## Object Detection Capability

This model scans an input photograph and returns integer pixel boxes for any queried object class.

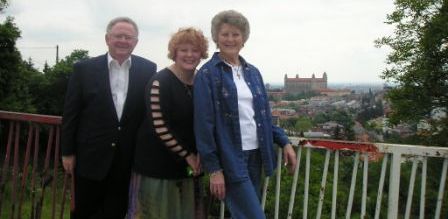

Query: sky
[2,0,395,84]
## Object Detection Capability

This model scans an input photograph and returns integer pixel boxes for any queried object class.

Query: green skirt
[127,173,203,219]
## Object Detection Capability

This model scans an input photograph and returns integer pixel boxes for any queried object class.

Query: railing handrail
[290,137,448,158]
[0,110,61,125]
[1,110,447,219]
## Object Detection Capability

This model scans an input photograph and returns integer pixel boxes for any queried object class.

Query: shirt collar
[210,52,249,69]
[107,53,132,69]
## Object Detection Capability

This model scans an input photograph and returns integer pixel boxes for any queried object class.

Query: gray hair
[106,17,139,36]
[211,10,250,44]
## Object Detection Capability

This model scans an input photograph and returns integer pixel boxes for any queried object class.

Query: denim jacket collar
[210,52,251,70]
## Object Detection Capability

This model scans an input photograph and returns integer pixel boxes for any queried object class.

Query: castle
[284,72,328,94]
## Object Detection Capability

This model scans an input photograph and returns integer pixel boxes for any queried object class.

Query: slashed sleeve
[147,78,191,158]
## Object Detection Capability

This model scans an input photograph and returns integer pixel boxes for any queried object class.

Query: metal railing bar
[261,177,269,210]
[303,147,311,219]
[419,157,427,219]
[60,174,69,219]
[374,153,388,219]
[331,150,339,219]
[388,152,402,218]
[375,143,448,158]
[51,126,61,219]
[0,122,14,217]
[219,201,225,219]
[11,122,21,219]
[274,147,282,219]
[30,126,40,219]
[404,158,418,219]
[18,124,34,217]
[289,137,448,158]
[345,152,359,219]
[0,110,61,125]
[287,146,302,219]
[361,153,368,218]
[434,158,448,219]
[316,149,330,219]
[2,110,448,219]
[35,126,55,218]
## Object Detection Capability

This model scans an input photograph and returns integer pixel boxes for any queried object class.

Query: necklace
[221,58,242,79]
[169,65,194,97]
[183,84,192,98]
[232,65,242,79]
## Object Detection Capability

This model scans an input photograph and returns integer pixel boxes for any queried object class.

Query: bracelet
[209,170,222,177]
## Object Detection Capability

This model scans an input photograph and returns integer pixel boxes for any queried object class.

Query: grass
[0,167,71,219]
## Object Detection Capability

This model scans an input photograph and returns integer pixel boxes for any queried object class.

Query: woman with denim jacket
[193,10,297,219]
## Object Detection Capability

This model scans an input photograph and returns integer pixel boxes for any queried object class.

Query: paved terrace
[0,110,447,219]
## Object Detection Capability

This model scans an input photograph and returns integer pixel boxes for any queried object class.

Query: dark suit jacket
[61,54,156,180]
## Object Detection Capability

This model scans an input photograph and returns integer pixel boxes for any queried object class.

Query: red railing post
[30,126,40,219]
[0,121,14,217]
[17,124,34,219]
[10,122,21,219]
[0,111,70,219]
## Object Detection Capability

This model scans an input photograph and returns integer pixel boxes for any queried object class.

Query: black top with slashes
[133,68,196,179]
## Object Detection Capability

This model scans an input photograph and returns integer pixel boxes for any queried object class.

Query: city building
[284,72,328,94]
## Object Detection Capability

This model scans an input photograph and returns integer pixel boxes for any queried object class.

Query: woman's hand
[209,170,225,200]
[185,154,202,176]
[283,144,297,174]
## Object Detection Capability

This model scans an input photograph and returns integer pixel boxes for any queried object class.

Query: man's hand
[62,155,76,175]
[283,144,297,174]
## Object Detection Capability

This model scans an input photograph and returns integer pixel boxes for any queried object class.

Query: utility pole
[56,45,59,64]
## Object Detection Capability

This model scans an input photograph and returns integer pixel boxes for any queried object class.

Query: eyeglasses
[109,34,137,41]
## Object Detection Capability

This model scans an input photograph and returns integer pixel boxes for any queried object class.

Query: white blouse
[227,63,259,151]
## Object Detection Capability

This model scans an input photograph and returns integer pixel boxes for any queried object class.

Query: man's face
[105,22,138,63]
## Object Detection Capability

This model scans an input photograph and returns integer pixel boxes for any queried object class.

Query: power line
[18,45,59,65]
[17,46,56,49]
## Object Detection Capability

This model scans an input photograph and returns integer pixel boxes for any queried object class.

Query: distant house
[267,90,287,99]
[284,72,328,94]
[303,131,331,138]
[319,88,352,97]
[271,108,297,119]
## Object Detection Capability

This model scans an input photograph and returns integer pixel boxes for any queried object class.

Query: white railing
[217,138,448,219]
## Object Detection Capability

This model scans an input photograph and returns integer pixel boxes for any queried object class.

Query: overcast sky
[2,0,395,84]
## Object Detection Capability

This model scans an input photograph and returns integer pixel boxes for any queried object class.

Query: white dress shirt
[108,54,131,121]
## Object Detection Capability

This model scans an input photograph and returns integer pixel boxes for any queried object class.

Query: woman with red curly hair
[128,27,208,219]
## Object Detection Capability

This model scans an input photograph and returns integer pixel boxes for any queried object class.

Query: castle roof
[285,78,326,82]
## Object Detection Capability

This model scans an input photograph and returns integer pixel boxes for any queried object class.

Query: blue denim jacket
[194,52,290,183]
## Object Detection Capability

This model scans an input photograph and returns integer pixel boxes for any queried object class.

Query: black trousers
[72,159,131,219]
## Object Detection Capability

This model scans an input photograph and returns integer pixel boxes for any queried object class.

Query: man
[61,17,156,219]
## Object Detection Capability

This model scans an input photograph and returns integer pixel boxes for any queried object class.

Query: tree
[333,125,342,140]
[0,0,7,12]
[376,0,448,146]
[0,16,38,112]
[294,116,313,133]
[313,112,330,124]
[35,50,89,115]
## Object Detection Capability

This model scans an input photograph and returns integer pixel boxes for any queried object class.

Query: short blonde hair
[211,10,250,44]
[167,27,209,60]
